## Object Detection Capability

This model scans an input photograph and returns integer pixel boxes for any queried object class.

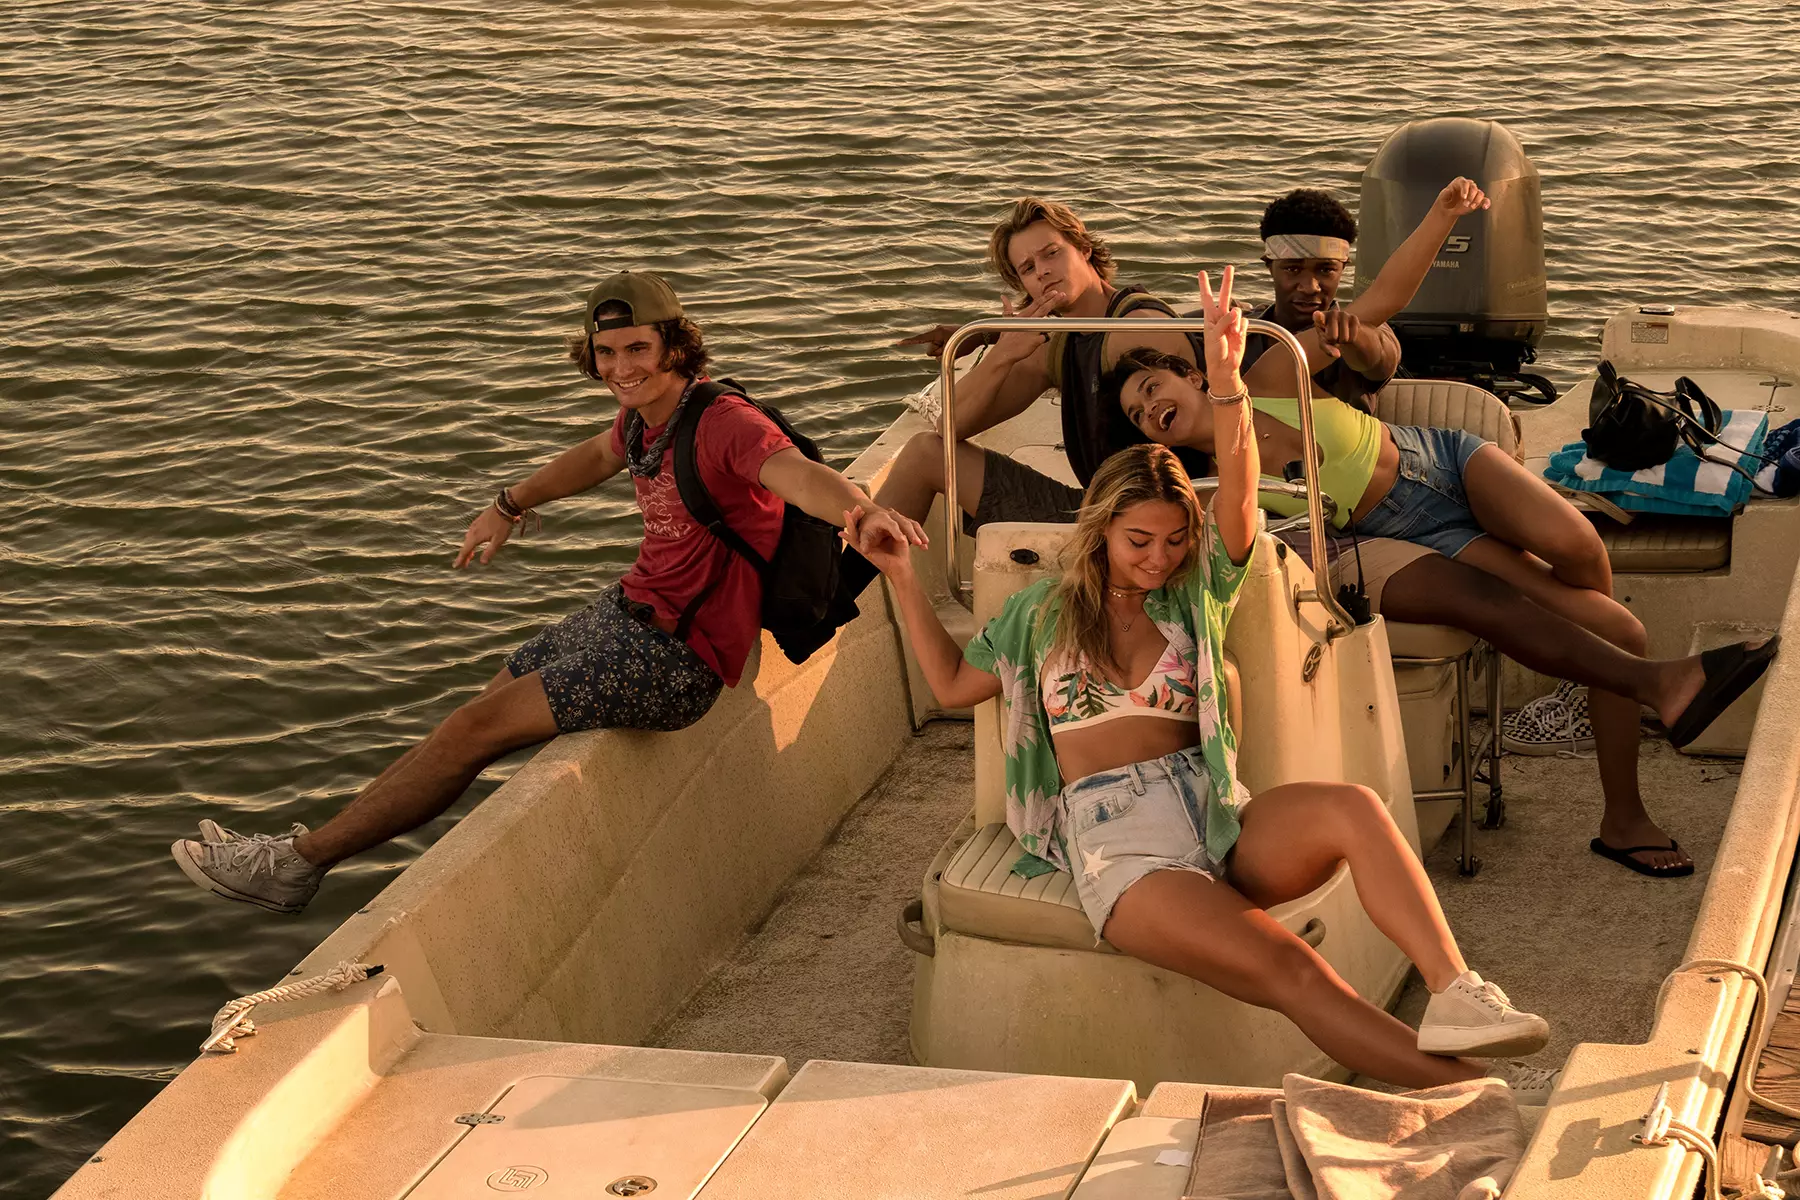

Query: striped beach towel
[1544,408,1769,517]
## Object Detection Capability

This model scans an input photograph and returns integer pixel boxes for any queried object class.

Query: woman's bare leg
[1104,865,1479,1089]
[1229,781,1466,991]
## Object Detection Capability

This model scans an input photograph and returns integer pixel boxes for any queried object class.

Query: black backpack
[1583,360,1723,470]
[656,380,842,663]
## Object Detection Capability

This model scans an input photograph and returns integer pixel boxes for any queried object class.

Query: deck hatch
[404,1075,766,1200]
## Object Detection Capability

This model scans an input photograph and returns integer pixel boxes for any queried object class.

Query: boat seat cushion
[937,823,1113,954]
[1593,513,1731,573]
[1372,380,1519,456]
[1385,621,1479,662]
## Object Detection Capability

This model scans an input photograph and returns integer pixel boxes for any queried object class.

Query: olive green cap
[583,271,683,334]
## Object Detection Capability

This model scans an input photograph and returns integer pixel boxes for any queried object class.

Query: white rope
[1635,1081,1725,1200]
[201,961,384,1054]
[1633,959,1800,1199]
[1656,959,1800,1121]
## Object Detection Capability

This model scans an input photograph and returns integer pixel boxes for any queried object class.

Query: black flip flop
[1590,837,1696,878]
[1667,635,1782,749]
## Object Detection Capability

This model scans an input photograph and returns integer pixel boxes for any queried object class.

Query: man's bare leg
[1378,553,1705,721]
[286,666,519,852]
[1387,546,1689,873]
[294,668,560,868]
[872,432,989,523]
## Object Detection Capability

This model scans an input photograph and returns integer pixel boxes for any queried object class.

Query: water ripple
[4,0,1799,1192]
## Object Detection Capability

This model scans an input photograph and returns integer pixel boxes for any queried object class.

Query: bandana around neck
[1262,233,1351,263]
[624,375,701,478]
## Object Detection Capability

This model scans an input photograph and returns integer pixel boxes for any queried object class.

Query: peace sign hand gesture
[1197,266,1247,397]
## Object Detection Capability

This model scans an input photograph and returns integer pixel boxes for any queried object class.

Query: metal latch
[453,1112,504,1127]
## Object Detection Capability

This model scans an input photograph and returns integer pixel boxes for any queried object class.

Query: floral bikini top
[1041,627,1200,733]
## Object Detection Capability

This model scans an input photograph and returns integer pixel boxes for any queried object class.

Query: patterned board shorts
[964,448,1084,533]
[505,584,723,735]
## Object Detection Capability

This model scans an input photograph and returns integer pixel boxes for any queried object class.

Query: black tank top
[1053,285,1208,485]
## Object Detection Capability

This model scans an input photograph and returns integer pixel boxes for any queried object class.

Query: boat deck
[1744,992,1800,1144]
[651,717,1741,1082]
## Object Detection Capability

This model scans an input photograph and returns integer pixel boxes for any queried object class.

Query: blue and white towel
[1544,408,1769,518]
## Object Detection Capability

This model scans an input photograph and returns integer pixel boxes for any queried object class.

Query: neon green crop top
[1250,395,1384,529]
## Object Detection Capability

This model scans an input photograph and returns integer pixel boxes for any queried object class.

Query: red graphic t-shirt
[610,394,793,687]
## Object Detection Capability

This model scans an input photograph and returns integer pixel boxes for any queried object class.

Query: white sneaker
[197,818,234,843]
[1418,969,1550,1057]
[1501,680,1595,756]
[1489,1060,1562,1106]
[170,824,325,914]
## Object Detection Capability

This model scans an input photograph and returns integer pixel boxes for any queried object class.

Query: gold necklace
[1105,585,1144,633]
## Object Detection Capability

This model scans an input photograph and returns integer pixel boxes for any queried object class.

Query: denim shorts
[1350,424,1491,560]
[1060,746,1239,939]
[506,584,723,735]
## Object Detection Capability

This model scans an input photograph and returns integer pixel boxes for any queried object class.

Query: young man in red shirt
[172,272,925,914]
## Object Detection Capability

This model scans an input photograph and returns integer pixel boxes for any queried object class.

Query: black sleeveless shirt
[1050,285,1209,485]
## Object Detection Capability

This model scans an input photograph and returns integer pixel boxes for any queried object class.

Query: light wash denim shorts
[1060,746,1234,939]
[1350,424,1491,560]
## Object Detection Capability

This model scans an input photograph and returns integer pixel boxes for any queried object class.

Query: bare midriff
[1053,719,1203,786]
[1249,410,1401,524]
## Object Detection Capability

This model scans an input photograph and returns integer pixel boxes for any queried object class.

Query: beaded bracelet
[1206,382,1250,406]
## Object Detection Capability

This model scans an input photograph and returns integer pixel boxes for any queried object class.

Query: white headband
[1262,233,1351,262]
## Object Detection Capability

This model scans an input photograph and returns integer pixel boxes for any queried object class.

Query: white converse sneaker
[1501,680,1595,756]
[170,823,325,914]
[1489,1060,1562,1106]
[1418,969,1550,1057]
[197,818,234,843]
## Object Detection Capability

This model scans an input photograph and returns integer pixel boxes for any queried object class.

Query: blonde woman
[847,268,1554,1094]
[1106,345,1779,878]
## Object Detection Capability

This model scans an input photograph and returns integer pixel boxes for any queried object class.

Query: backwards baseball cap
[583,271,684,334]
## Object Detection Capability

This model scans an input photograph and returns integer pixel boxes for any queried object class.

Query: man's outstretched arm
[758,448,928,546]
[454,432,626,568]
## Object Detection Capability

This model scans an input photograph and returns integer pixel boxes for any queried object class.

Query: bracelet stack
[494,487,542,534]
[1207,383,1253,453]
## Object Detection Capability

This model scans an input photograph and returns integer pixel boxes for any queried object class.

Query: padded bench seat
[1592,513,1731,573]
[1384,621,1479,662]
[938,823,1108,953]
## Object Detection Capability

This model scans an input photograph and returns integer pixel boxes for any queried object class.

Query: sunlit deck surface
[651,718,1740,1081]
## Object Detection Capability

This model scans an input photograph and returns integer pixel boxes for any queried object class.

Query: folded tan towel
[1278,1073,1526,1200]
[1182,1087,1294,1200]
[1270,1100,1318,1200]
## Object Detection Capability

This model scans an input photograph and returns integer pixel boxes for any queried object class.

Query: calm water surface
[4,0,1799,1191]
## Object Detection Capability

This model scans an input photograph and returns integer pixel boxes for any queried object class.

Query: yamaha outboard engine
[1359,117,1554,404]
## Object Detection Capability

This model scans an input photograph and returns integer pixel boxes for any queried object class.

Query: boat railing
[934,316,1352,637]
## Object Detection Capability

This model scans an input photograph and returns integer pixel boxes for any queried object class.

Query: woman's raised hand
[1197,267,1247,394]
[1434,177,1490,219]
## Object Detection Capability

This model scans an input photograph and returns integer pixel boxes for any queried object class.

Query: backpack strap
[669,380,771,640]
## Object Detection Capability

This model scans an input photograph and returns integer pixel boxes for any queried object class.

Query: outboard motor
[1359,117,1555,404]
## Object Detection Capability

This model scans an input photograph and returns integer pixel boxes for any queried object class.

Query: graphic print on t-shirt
[608,392,793,687]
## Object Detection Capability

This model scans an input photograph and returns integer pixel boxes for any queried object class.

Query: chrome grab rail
[935,316,1352,637]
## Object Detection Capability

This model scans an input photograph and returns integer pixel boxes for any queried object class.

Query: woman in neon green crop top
[846,271,1551,1092]
[1107,343,1708,686]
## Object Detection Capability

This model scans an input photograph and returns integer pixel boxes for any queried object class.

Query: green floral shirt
[963,515,1252,876]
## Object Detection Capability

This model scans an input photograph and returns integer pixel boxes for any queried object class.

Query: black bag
[1582,361,1724,470]
[662,380,842,663]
